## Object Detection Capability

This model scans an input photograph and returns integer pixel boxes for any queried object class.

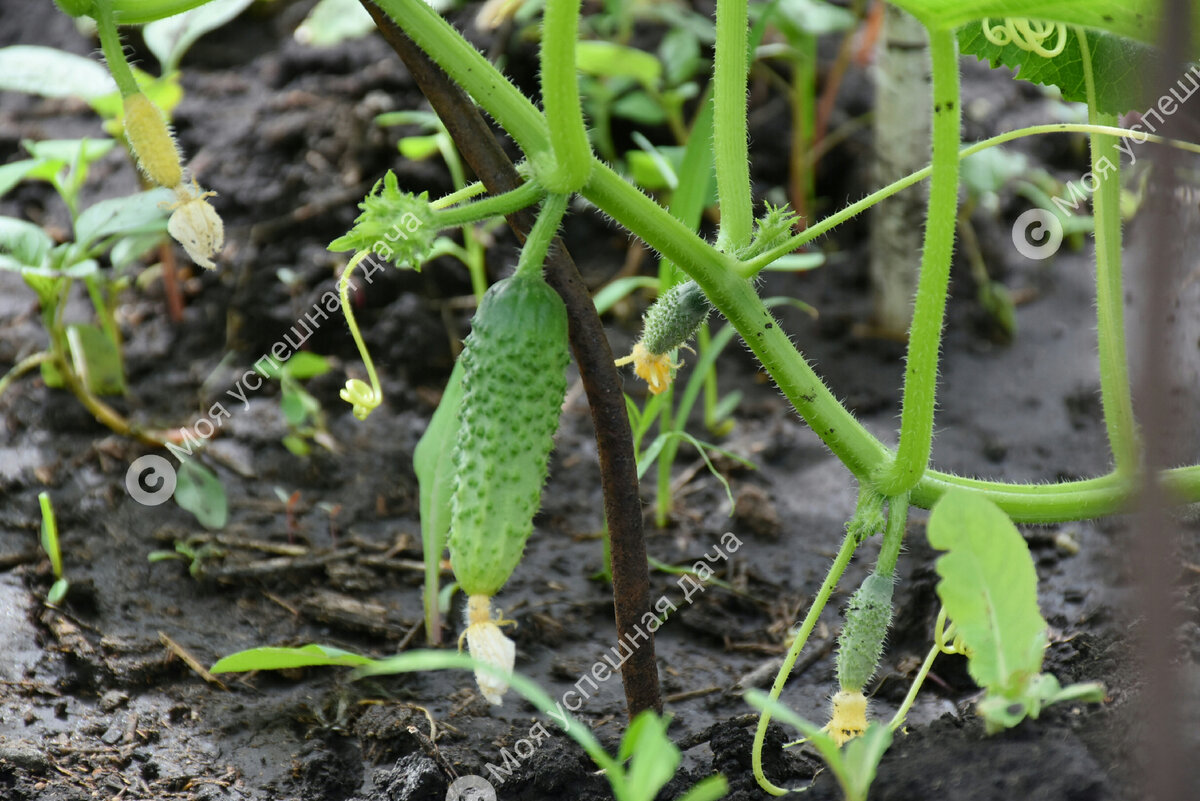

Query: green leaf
[577,41,663,89]
[611,90,668,125]
[47,578,70,606]
[0,160,41,199]
[22,138,116,166]
[840,725,893,801]
[174,459,228,530]
[958,22,1155,116]
[65,323,126,396]
[888,0,1172,46]
[210,644,377,673]
[0,46,116,98]
[617,711,681,800]
[672,775,729,801]
[38,492,62,579]
[414,360,465,622]
[279,351,331,380]
[926,490,1047,696]
[398,134,443,161]
[592,275,658,316]
[74,188,175,251]
[772,0,856,38]
[0,217,54,270]
[294,0,377,47]
[143,0,257,74]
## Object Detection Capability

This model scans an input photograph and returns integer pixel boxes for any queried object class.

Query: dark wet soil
[2,3,1199,800]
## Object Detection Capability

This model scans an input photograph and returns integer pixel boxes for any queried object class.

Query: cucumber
[122,93,181,189]
[836,572,895,693]
[448,270,569,597]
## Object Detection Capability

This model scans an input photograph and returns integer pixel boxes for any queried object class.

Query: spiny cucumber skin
[449,272,569,597]
[836,573,895,692]
[642,281,710,356]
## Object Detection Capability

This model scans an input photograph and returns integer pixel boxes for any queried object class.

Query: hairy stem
[712,0,753,251]
[752,530,858,795]
[539,0,591,191]
[873,27,961,496]
[1079,27,1138,475]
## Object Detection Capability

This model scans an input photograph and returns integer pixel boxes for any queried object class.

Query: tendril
[982,17,1068,58]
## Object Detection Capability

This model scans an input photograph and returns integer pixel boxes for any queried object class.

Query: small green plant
[257,351,337,457]
[38,492,69,606]
[148,538,226,579]
[209,645,729,801]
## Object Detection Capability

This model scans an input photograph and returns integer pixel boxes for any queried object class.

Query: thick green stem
[584,163,892,480]
[94,0,140,97]
[433,180,545,229]
[873,27,961,497]
[875,493,909,577]
[752,530,858,795]
[712,0,753,251]
[515,194,568,278]
[1079,28,1138,475]
[539,0,591,191]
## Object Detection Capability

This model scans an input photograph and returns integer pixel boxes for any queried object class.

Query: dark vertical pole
[361,1,662,717]
[1134,2,1194,797]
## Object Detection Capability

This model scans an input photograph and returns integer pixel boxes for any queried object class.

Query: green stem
[515,193,569,278]
[584,162,892,480]
[888,617,955,731]
[1078,27,1138,475]
[0,351,53,397]
[875,493,909,577]
[93,0,140,97]
[752,530,858,795]
[873,27,961,497]
[712,0,753,251]
[339,252,384,416]
[539,0,591,191]
[655,388,676,528]
[738,122,1200,277]
[370,0,552,160]
[433,180,545,229]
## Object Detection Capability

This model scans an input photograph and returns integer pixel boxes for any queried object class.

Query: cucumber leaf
[887,1,1170,46]
[210,643,376,673]
[959,22,1156,116]
[926,490,1047,698]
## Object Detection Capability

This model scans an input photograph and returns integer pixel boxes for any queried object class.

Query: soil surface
[2,3,1199,801]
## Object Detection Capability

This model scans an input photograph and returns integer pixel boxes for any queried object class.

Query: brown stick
[361,2,661,717]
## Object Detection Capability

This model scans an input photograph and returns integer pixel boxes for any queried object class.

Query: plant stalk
[873,26,961,496]
[712,0,753,251]
[362,2,662,716]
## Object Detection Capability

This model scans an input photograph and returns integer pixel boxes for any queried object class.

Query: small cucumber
[836,572,894,693]
[448,270,569,598]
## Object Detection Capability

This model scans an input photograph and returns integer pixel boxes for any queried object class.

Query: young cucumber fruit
[449,270,569,598]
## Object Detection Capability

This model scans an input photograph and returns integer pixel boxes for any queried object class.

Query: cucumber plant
[44,0,1200,796]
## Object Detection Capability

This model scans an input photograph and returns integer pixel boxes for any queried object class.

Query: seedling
[148,538,226,579]
[38,492,69,606]
[209,645,729,801]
